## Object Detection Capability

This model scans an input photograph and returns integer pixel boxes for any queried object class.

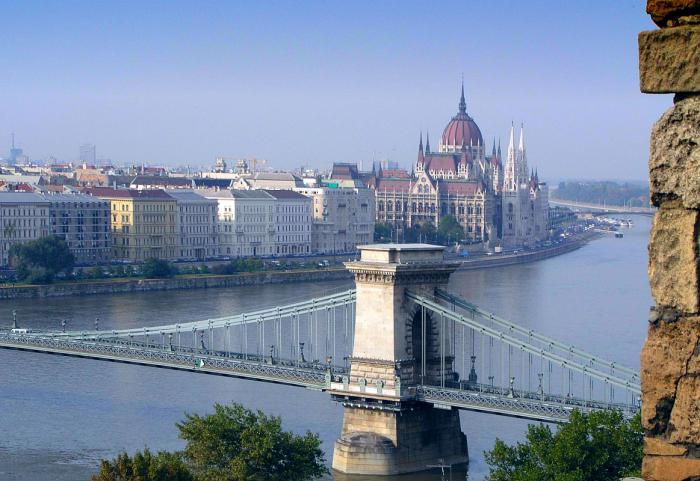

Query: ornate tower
[503,123,517,192]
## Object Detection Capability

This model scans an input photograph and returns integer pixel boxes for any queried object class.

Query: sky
[0,1,670,181]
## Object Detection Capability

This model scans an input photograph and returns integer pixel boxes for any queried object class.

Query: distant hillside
[552,181,650,207]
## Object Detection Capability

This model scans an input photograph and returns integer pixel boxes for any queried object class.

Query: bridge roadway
[549,198,655,215]
[0,330,639,423]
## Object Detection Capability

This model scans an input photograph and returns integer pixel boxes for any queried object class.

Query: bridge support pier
[330,244,467,476]
[333,404,467,475]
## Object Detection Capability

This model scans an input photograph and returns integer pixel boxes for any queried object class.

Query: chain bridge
[0,244,640,476]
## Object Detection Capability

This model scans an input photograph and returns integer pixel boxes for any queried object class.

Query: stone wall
[0,268,352,299]
[640,2,700,479]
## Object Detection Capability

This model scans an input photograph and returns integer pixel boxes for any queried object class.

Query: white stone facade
[165,190,219,260]
[295,185,375,254]
[0,193,50,266]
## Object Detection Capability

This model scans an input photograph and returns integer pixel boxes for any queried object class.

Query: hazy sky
[1,1,670,181]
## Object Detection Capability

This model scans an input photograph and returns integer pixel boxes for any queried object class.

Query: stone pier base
[332,404,468,475]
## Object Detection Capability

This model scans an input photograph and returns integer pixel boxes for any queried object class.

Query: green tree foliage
[485,410,643,481]
[211,259,264,275]
[437,215,464,245]
[92,448,193,481]
[9,235,75,284]
[553,181,650,207]
[177,402,327,481]
[404,221,437,244]
[142,258,178,278]
[374,222,392,242]
[93,403,326,481]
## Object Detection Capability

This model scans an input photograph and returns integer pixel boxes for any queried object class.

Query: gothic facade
[373,86,549,247]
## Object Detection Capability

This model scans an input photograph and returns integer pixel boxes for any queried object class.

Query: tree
[437,215,464,245]
[485,410,643,481]
[142,258,177,278]
[177,402,327,481]
[9,235,75,284]
[374,222,392,242]
[92,448,193,481]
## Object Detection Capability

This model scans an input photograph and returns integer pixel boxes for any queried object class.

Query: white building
[165,190,219,260]
[266,190,312,255]
[204,189,276,257]
[0,193,50,266]
[295,182,375,254]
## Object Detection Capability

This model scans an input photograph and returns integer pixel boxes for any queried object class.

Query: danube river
[0,216,651,481]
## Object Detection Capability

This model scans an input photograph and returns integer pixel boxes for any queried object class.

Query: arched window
[508,203,514,213]
[378,201,384,212]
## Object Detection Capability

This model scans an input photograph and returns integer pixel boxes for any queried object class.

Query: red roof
[381,169,410,179]
[439,181,480,196]
[424,153,459,172]
[376,178,411,193]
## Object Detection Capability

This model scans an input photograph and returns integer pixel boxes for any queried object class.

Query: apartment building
[42,193,111,264]
[0,193,50,266]
[87,188,178,261]
[165,190,219,260]
[203,189,276,257]
[295,182,375,254]
[266,190,312,255]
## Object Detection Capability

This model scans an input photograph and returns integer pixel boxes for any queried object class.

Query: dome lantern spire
[458,78,467,114]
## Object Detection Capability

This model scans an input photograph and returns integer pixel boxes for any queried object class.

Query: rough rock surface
[649,96,700,207]
[647,203,700,312]
[639,26,700,93]
[644,436,689,456]
[647,0,700,26]
[669,375,700,443]
[641,316,700,435]
[643,455,700,481]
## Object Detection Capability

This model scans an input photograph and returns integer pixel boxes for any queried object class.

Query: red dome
[441,113,483,148]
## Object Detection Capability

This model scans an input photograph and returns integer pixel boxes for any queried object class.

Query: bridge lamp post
[12,310,17,330]
[61,320,67,333]
[94,318,99,331]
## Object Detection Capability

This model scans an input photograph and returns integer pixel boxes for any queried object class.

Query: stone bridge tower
[330,244,468,475]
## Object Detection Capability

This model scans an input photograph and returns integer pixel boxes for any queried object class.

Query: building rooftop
[84,187,174,200]
[263,189,309,200]
[0,192,48,203]
[164,189,216,203]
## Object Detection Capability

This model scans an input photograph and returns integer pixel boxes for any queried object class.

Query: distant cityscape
[0,87,554,267]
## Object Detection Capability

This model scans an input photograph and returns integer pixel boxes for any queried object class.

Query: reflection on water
[0,216,651,481]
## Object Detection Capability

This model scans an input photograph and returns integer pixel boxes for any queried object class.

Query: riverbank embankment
[456,230,600,271]
[0,268,353,300]
[0,231,600,299]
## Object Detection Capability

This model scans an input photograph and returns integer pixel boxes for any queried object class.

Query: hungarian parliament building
[370,85,549,247]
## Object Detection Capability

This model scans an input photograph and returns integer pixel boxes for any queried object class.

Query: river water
[0,216,651,481]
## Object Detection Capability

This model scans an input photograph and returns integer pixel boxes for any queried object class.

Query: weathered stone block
[643,454,700,480]
[648,204,700,312]
[639,26,700,93]
[649,96,700,208]
[647,0,700,26]
[644,436,689,455]
[669,375,700,442]
[642,316,700,434]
